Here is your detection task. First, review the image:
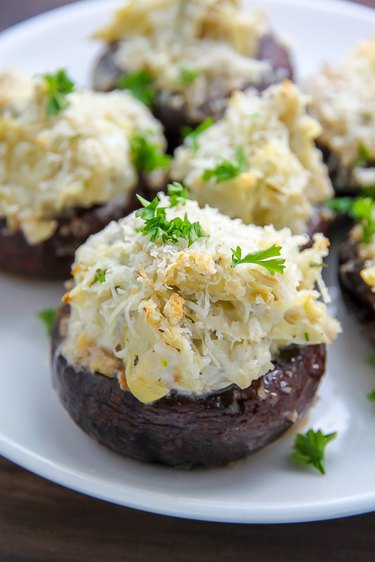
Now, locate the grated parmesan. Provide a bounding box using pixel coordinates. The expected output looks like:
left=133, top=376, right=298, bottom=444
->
left=0, top=70, right=167, bottom=244
left=308, top=36, right=375, bottom=189
left=171, top=81, right=333, bottom=233
left=62, top=195, right=340, bottom=404
left=94, top=0, right=289, bottom=121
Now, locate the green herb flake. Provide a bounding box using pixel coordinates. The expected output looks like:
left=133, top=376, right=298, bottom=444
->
left=368, top=352, right=375, bottom=366
left=117, top=70, right=155, bottom=107
left=328, top=196, right=375, bottom=244
left=135, top=194, right=206, bottom=247
left=309, top=262, right=328, bottom=269
left=304, top=332, right=310, bottom=342
left=292, top=429, right=337, bottom=475
left=181, top=117, right=214, bottom=152
left=231, top=245, right=285, bottom=276
left=95, top=268, right=107, bottom=284
left=178, top=67, right=201, bottom=85
left=43, top=69, right=75, bottom=117
left=38, top=308, right=56, bottom=336
left=367, top=390, right=375, bottom=401
left=354, top=141, right=372, bottom=168
left=202, top=146, right=248, bottom=183
left=167, top=182, right=190, bottom=207
left=130, top=133, right=171, bottom=173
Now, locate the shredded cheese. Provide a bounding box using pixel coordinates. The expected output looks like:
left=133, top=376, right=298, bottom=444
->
left=308, top=36, right=375, bottom=188
left=0, top=70, right=167, bottom=244
left=171, top=81, right=332, bottom=233
left=94, top=0, right=289, bottom=121
left=62, top=196, right=340, bottom=404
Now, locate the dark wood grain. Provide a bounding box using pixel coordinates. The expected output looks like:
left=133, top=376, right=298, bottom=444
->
left=1, top=1, right=375, bottom=561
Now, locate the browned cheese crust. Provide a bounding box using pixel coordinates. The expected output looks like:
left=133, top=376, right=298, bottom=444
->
left=92, top=35, right=294, bottom=150
left=52, top=307, right=326, bottom=468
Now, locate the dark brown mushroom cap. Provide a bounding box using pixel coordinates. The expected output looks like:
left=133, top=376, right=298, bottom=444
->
left=0, top=181, right=151, bottom=279
left=52, top=307, right=326, bottom=468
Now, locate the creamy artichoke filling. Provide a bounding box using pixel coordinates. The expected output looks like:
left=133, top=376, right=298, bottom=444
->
left=0, top=70, right=167, bottom=244
left=171, top=81, right=333, bottom=233
left=62, top=196, right=340, bottom=404
left=94, top=0, right=287, bottom=121
left=308, top=37, right=375, bottom=188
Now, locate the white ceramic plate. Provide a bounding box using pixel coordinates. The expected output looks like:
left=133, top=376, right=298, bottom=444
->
left=0, top=0, right=375, bottom=524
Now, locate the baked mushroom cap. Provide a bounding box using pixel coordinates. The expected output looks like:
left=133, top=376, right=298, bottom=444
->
left=53, top=195, right=340, bottom=466
left=308, top=37, right=375, bottom=195
left=53, top=306, right=326, bottom=468
left=171, top=82, right=333, bottom=234
left=0, top=70, right=169, bottom=277
left=92, top=0, right=293, bottom=149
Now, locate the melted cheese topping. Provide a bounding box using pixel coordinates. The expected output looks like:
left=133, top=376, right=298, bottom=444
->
left=0, top=70, right=167, bottom=244
left=308, top=37, right=375, bottom=187
left=171, top=81, right=332, bottom=233
left=62, top=196, right=340, bottom=404
left=94, top=0, right=288, bottom=121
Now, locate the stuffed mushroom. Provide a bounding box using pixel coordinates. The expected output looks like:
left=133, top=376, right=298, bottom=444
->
left=339, top=197, right=375, bottom=343
left=308, top=37, right=375, bottom=196
left=52, top=189, right=340, bottom=468
left=0, top=69, right=169, bottom=278
left=92, top=0, right=294, bottom=150
left=171, top=81, right=334, bottom=235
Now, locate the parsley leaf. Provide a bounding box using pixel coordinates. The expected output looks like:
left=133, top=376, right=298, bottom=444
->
left=43, top=69, right=75, bottom=117
left=351, top=197, right=375, bottom=244
left=117, top=70, right=155, bottom=107
left=353, top=141, right=372, bottom=168
left=130, top=133, right=171, bottom=173
left=309, top=262, right=328, bottom=269
left=328, top=196, right=375, bottom=244
left=202, top=146, right=248, bottom=183
left=304, top=332, right=310, bottom=342
left=136, top=195, right=206, bottom=246
left=38, top=308, right=56, bottom=336
left=292, top=429, right=337, bottom=475
left=178, top=67, right=201, bottom=85
left=167, top=182, right=190, bottom=207
left=367, top=390, right=375, bottom=401
left=181, top=117, right=214, bottom=152
left=95, top=268, right=106, bottom=284
left=231, top=245, right=285, bottom=275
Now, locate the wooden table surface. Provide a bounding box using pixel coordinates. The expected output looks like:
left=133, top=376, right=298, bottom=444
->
left=1, top=1, right=375, bottom=561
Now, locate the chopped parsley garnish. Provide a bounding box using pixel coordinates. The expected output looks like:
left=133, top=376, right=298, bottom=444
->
left=95, top=268, right=106, bottom=284
left=304, top=332, right=310, bottom=342
left=130, top=133, right=171, bottom=173
left=38, top=308, right=56, bottom=336
left=117, top=70, right=155, bottom=107
left=167, top=182, right=190, bottom=207
left=309, top=261, right=328, bottom=269
left=202, top=146, right=248, bottom=183
left=292, top=429, right=337, bottom=475
left=354, top=141, right=372, bottom=168
left=231, top=245, right=285, bottom=276
left=367, top=390, right=375, bottom=402
left=43, top=69, right=75, bottom=117
left=328, top=196, right=375, bottom=244
left=181, top=117, right=214, bottom=152
left=136, top=194, right=206, bottom=246
left=178, top=67, right=201, bottom=85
